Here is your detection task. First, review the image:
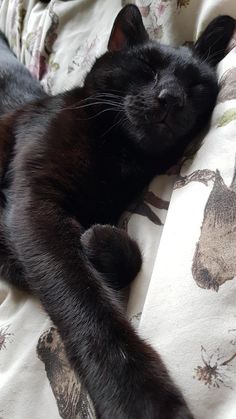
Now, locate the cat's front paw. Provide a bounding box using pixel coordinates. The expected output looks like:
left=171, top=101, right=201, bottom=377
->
left=81, top=224, right=142, bottom=290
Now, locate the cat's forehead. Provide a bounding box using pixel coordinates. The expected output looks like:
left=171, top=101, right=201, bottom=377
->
left=136, top=41, right=197, bottom=68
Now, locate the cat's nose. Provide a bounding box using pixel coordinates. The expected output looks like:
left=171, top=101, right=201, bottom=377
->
left=158, top=88, right=184, bottom=109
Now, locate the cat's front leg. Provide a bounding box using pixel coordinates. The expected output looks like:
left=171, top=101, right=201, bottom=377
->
left=6, top=195, right=193, bottom=419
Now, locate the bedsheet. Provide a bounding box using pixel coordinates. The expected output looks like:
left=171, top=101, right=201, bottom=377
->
left=0, top=1, right=236, bottom=418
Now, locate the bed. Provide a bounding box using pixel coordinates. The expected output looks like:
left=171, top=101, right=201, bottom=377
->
left=0, top=1, right=236, bottom=418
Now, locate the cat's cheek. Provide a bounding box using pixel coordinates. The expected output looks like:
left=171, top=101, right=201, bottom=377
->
left=141, top=128, right=174, bottom=154
left=167, top=107, right=195, bottom=137
left=191, top=84, right=216, bottom=110
left=190, top=84, right=206, bottom=100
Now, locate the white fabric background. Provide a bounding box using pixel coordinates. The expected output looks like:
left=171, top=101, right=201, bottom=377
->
left=0, top=1, right=236, bottom=418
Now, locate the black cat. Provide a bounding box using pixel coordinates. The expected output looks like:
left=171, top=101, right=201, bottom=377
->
left=0, top=5, right=234, bottom=419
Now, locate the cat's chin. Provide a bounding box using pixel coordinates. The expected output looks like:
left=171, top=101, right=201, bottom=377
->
left=132, top=125, right=176, bottom=155
left=146, top=122, right=175, bottom=152
left=154, top=121, right=173, bottom=137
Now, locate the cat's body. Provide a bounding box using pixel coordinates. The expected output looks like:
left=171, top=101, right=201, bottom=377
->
left=0, top=5, right=234, bottom=419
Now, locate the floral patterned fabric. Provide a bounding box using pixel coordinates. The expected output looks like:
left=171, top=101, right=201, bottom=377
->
left=0, top=1, right=236, bottom=418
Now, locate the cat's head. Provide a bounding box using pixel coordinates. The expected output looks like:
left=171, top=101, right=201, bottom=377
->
left=84, top=5, right=235, bottom=154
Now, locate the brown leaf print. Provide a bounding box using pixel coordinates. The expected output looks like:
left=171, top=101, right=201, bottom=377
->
left=144, top=191, right=169, bottom=210
left=194, top=345, right=236, bottom=389
left=217, top=68, right=236, bottom=104
left=177, top=0, right=190, bottom=8
left=192, top=168, right=236, bottom=291
left=0, top=324, right=13, bottom=351
left=134, top=201, right=163, bottom=224
left=118, top=189, right=168, bottom=228
left=126, top=189, right=170, bottom=225
left=37, top=327, right=95, bottom=419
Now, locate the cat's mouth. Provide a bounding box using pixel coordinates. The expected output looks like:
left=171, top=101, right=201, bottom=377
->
left=153, top=120, right=171, bottom=131
left=126, top=108, right=174, bottom=139
left=148, top=120, right=174, bottom=140
left=124, top=95, right=175, bottom=138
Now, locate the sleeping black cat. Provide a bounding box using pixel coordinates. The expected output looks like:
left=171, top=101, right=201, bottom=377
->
left=0, top=5, right=234, bottom=419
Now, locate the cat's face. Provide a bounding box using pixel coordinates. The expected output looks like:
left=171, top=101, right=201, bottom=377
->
left=88, top=43, right=218, bottom=153
left=85, top=6, right=235, bottom=154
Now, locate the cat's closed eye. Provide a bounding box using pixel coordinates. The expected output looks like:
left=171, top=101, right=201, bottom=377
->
left=138, top=57, right=158, bottom=77
left=188, top=81, right=202, bottom=89
left=153, top=72, right=159, bottom=85
left=188, top=76, right=210, bottom=90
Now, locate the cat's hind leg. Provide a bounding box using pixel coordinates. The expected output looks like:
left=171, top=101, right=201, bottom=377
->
left=81, top=225, right=142, bottom=290
left=0, top=31, right=46, bottom=116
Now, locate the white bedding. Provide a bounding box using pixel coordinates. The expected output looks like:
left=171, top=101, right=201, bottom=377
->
left=0, top=1, right=236, bottom=418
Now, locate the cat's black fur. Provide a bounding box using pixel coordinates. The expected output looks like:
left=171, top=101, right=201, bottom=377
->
left=0, top=5, right=234, bottom=418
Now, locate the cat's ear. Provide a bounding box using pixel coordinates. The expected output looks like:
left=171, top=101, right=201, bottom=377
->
left=194, top=16, right=235, bottom=66
left=108, top=5, right=149, bottom=52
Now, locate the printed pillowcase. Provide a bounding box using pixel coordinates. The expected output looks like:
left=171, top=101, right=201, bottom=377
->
left=138, top=43, right=236, bottom=419
left=0, top=0, right=122, bottom=94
